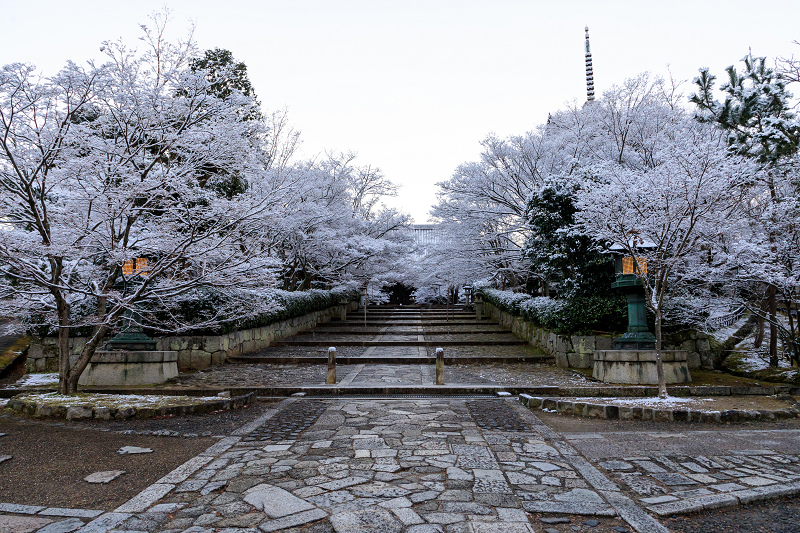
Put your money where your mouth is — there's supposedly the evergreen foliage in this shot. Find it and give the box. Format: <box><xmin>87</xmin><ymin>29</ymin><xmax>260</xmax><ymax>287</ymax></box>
<box><xmin>524</xmin><ymin>174</ymin><xmax>615</xmax><ymax>299</ymax></box>
<box><xmin>481</xmin><ymin>288</ymin><xmax>626</xmax><ymax>335</ymax></box>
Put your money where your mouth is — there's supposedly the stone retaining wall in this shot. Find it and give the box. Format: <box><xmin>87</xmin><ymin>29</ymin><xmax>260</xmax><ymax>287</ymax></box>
<box><xmin>484</xmin><ymin>302</ymin><xmax>714</xmax><ymax>369</ymax></box>
<box><xmin>78</xmin><ymin>351</ymin><xmax>178</xmax><ymax>386</ymax></box>
<box><xmin>27</xmin><ymin>300</ymin><xmax>359</xmax><ymax>372</ymax></box>
<box><xmin>593</xmin><ymin>350</ymin><xmax>691</xmax><ymax>384</ymax></box>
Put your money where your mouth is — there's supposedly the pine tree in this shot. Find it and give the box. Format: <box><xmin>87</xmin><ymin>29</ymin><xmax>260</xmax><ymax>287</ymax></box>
<box><xmin>691</xmin><ymin>52</ymin><xmax>800</xmax><ymax>367</ymax></box>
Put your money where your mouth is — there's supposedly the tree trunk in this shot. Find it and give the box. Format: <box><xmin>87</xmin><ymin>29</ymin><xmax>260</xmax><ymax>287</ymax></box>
<box><xmin>786</xmin><ymin>296</ymin><xmax>799</xmax><ymax>367</ymax></box>
<box><xmin>768</xmin><ymin>284</ymin><xmax>778</xmax><ymax>366</ymax></box>
<box><xmin>56</xmin><ymin>297</ymin><xmax>71</xmax><ymax>395</ymax></box>
<box><xmin>655</xmin><ymin>309</ymin><xmax>667</xmax><ymax>399</ymax></box>
<box><xmin>65</xmin><ymin>323</ymin><xmax>111</xmax><ymax>394</ymax></box>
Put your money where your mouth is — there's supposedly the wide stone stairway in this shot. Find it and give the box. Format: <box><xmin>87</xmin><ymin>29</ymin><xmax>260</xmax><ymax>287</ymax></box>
<box><xmin>218</xmin><ymin>305</ymin><xmax>568</xmax><ymax>394</ymax></box>
<box><xmin>228</xmin><ymin>305</ymin><xmax>552</xmax><ymax>365</ymax></box>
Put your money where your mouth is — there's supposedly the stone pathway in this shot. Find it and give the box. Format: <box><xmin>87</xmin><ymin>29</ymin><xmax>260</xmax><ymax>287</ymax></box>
<box><xmin>0</xmin><ymin>397</ymin><xmax>670</xmax><ymax>532</ymax></box>
<box><xmin>4</xmin><ymin>396</ymin><xmax>800</xmax><ymax>531</ymax></box>
<box><xmin>562</xmin><ymin>428</ymin><xmax>800</xmax><ymax>517</ymax></box>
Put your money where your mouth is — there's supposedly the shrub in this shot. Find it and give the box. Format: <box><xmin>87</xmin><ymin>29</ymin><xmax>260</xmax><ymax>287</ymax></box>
<box><xmin>481</xmin><ymin>288</ymin><xmax>626</xmax><ymax>334</ymax></box>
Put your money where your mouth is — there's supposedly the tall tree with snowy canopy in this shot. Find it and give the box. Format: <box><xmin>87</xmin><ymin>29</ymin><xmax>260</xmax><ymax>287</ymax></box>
<box><xmin>576</xmin><ymin>119</ymin><xmax>753</xmax><ymax>397</ymax></box>
<box><xmin>691</xmin><ymin>52</ymin><xmax>800</xmax><ymax>366</ymax></box>
<box><xmin>0</xmin><ymin>13</ymin><xmax>282</xmax><ymax>394</ymax></box>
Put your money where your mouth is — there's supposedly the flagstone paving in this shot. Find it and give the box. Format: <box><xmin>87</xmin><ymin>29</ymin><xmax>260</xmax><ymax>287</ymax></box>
<box><xmin>3</xmin><ymin>396</ymin><xmax>800</xmax><ymax>531</ymax></box>
<box><xmin>4</xmin><ymin>306</ymin><xmax>800</xmax><ymax>532</ymax></box>
<box><xmin>153</xmin><ymin>361</ymin><xmax>595</xmax><ymax>390</ymax></box>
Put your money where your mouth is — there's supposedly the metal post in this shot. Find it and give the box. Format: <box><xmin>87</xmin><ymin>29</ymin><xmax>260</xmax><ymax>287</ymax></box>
<box><xmin>435</xmin><ymin>347</ymin><xmax>444</xmax><ymax>385</ymax></box>
<box><xmin>327</xmin><ymin>347</ymin><xmax>336</xmax><ymax>384</ymax></box>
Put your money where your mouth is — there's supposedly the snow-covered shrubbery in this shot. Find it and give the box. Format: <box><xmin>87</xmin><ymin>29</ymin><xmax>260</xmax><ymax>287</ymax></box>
<box><xmin>157</xmin><ymin>286</ymin><xmax>360</xmax><ymax>336</ymax></box>
<box><xmin>481</xmin><ymin>288</ymin><xmax>625</xmax><ymax>334</ymax></box>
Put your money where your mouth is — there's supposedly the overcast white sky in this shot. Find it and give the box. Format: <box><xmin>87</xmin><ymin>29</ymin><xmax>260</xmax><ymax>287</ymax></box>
<box><xmin>2</xmin><ymin>1</ymin><xmax>799</xmax><ymax>222</ymax></box>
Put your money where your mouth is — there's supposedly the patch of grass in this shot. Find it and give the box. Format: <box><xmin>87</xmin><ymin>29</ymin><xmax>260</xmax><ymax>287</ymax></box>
<box><xmin>723</xmin><ymin>351</ymin><xmax>799</xmax><ymax>384</ymax></box>
<box><xmin>0</xmin><ymin>336</ymin><xmax>30</xmax><ymax>370</ymax></box>
<box><xmin>686</xmin><ymin>368</ymin><xmax>791</xmax><ymax>387</ymax></box>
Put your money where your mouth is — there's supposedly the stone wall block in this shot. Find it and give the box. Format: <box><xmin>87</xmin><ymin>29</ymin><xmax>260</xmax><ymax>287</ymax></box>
<box><xmin>566</xmin><ymin>351</ymin><xmax>593</xmax><ymax>368</ymax></box>
<box><xmin>190</xmin><ymin>350</ymin><xmax>211</xmax><ymax>370</ymax></box>
<box><xmin>595</xmin><ymin>336</ymin><xmax>613</xmax><ymax>350</ymax></box>
<box><xmin>585</xmin><ymin>404</ymin><xmax>607</xmax><ymax>418</ymax></box>
<box><xmin>211</xmin><ymin>351</ymin><xmax>226</xmax><ymax>366</ymax></box>
<box><xmin>572</xmin><ymin>336</ymin><xmax>594</xmax><ymax>354</ymax></box>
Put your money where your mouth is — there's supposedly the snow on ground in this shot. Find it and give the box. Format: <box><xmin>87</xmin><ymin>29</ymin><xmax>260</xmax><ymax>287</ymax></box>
<box><xmin>7</xmin><ymin>391</ymin><xmax>222</xmax><ymax>409</ymax></box>
<box><xmin>15</xmin><ymin>372</ymin><xmax>59</xmax><ymax>387</ymax></box>
<box><xmin>709</xmin><ymin>313</ymin><xmax>750</xmax><ymax>343</ymax></box>
<box><xmin>578</xmin><ymin>396</ymin><xmax>709</xmax><ymax>408</ymax></box>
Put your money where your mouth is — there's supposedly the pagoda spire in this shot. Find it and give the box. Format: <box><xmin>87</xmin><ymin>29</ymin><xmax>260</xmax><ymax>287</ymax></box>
<box><xmin>585</xmin><ymin>26</ymin><xmax>595</xmax><ymax>102</ymax></box>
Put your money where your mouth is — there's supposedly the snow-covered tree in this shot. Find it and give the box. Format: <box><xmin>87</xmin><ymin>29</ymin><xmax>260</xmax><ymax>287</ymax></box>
<box><xmin>0</xmin><ymin>15</ymin><xmax>281</xmax><ymax>394</ymax></box>
<box><xmin>265</xmin><ymin>152</ymin><xmax>412</xmax><ymax>290</ymax></box>
<box><xmin>524</xmin><ymin>173</ymin><xmax>616</xmax><ymax>299</ymax></box>
<box><xmin>432</xmin><ymin>73</ymin><xmax>682</xmax><ymax>293</ymax></box>
<box><xmin>692</xmin><ymin>52</ymin><xmax>800</xmax><ymax>366</ymax></box>
<box><xmin>576</xmin><ymin>119</ymin><xmax>753</xmax><ymax>396</ymax></box>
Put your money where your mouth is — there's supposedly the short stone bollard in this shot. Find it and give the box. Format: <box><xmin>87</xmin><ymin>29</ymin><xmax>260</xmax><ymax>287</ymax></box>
<box><xmin>327</xmin><ymin>347</ymin><xmax>336</xmax><ymax>384</ymax></box>
<box><xmin>435</xmin><ymin>347</ymin><xmax>444</xmax><ymax>385</ymax></box>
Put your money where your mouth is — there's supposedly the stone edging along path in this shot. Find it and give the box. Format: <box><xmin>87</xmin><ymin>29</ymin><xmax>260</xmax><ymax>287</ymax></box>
<box><xmin>3</xmin><ymin>392</ymin><xmax>254</xmax><ymax>421</ymax></box>
<box><xmin>519</xmin><ymin>393</ymin><xmax>800</xmax><ymax>423</ymax></box>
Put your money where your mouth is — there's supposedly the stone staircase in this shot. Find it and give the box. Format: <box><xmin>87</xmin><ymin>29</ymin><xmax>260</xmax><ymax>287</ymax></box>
<box><xmin>227</xmin><ymin>305</ymin><xmax>553</xmax><ymax>365</ymax></box>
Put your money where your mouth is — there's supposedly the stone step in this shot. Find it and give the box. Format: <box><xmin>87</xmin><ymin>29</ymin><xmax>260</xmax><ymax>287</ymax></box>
<box><xmin>80</xmin><ymin>384</ymin><xmax>563</xmax><ymax>396</ymax></box>
<box><xmin>345</xmin><ymin>315</ymin><xmax>477</xmax><ymax>320</ymax></box>
<box><xmin>335</xmin><ymin>320</ymin><xmax>493</xmax><ymax>326</ymax></box>
<box><xmin>309</xmin><ymin>329</ymin><xmax>510</xmax><ymax>335</ymax></box>
<box><xmin>272</xmin><ymin>339</ymin><xmax>527</xmax><ymax>347</ymax></box>
<box><xmin>227</xmin><ymin>353</ymin><xmax>554</xmax><ymax>364</ymax></box>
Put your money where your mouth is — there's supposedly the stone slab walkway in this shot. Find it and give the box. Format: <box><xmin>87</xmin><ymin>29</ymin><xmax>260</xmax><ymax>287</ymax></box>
<box><xmin>1</xmin><ymin>398</ymin><xmax>667</xmax><ymax>532</ymax></box>
<box><xmin>157</xmin><ymin>362</ymin><xmax>595</xmax><ymax>390</ymax></box>
<box><xmin>4</xmin><ymin>396</ymin><xmax>800</xmax><ymax>532</ymax></box>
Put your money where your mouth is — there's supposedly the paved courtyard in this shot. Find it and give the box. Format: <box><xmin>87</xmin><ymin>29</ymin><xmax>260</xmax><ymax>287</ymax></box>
<box><xmin>2</xmin><ymin>307</ymin><xmax>800</xmax><ymax>532</ymax></box>
<box><xmin>2</xmin><ymin>396</ymin><xmax>800</xmax><ymax>532</ymax></box>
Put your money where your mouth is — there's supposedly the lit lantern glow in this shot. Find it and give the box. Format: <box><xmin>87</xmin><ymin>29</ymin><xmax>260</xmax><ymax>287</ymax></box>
<box><xmin>622</xmin><ymin>256</ymin><xmax>647</xmax><ymax>275</ymax></box>
<box><xmin>122</xmin><ymin>258</ymin><xmax>149</xmax><ymax>277</ymax></box>
<box><xmin>135</xmin><ymin>258</ymin><xmax>149</xmax><ymax>276</ymax></box>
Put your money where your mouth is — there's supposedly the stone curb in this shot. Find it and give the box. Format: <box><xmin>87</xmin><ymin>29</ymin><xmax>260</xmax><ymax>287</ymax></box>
<box><xmin>519</xmin><ymin>394</ymin><xmax>800</xmax><ymax>423</ymax></box>
<box><xmin>2</xmin><ymin>392</ymin><xmax>254</xmax><ymax>420</ymax></box>
<box><xmin>4</xmin><ymin>383</ymin><xmax>797</xmax><ymax>400</ymax></box>
<box><xmin>645</xmin><ymin>481</ymin><xmax>800</xmax><ymax>516</ymax></box>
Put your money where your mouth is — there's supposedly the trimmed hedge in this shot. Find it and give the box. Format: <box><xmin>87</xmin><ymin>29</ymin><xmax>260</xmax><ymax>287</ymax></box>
<box><xmin>167</xmin><ymin>286</ymin><xmax>361</xmax><ymax>336</ymax></box>
<box><xmin>29</xmin><ymin>286</ymin><xmax>361</xmax><ymax>338</ymax></box>
<box><xmin>481</xmin><ymin>288</ymin><xmax>626</xmax><ymax>335</ymax></box>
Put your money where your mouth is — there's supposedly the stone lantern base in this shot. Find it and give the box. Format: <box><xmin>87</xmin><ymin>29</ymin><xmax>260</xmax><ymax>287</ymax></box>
<box><xmin>593</xmin><ymin>350</ymin><xmax>691</xmax><ymax>384</ymax></box>
<box><xmin>78</xmin><ymin>350</ymin><xmax>178</xmax><ymax>386</ymax></box>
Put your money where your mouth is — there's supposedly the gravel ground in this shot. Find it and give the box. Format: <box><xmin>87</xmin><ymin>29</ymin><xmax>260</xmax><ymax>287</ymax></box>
<box><xmin>0</xmin><ymin>401</ymin><xmax>277</xmax><ymax>509</ymax></box>
<box><xmin>166</xmin><ymin>363</ymin><xmax>329</xmax><ymax>388</ymax></box>
<box><xmin>664</xmin><ymin>495</ymin><xmax>800</xmax><ymax>532</ymax></box>
<box><xmin>0</xmin><ymin>418</ymin><xmax>214</xmax><ymax>510</ymax></box>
